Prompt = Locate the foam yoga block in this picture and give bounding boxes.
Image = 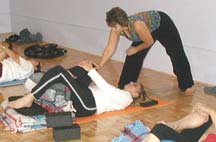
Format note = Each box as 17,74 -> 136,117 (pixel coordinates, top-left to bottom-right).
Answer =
139,99 -> 158,107
53,124 -> 81,141
46,112 -> 73,128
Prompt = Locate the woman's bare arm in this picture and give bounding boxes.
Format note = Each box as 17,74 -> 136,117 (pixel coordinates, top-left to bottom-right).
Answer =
99,28 -> 120,68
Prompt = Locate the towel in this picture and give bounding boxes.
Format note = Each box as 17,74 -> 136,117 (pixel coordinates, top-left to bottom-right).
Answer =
0,100 -> 46,133
112,120 -> 150,142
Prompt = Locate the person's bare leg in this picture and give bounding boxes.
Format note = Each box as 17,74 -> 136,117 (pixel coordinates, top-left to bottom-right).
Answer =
142,133 -> 160,142
195,103 -> 216,128
7,93 -> 35,109
164,108 -> 209,131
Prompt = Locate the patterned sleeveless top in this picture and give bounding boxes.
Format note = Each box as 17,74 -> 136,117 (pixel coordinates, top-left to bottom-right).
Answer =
121,10 -> 161,42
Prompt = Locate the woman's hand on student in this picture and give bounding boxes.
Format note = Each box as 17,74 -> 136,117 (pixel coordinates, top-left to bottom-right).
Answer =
126,46 -> 138,56
92,63 -> 100,70
78,60 -> 95,71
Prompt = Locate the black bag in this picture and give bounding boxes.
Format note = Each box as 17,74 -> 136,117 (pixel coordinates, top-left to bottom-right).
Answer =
5,28 -> 43,44
24,43 -> 67,59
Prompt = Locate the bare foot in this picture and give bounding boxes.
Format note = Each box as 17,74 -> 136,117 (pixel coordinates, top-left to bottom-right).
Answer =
180,87 -> 195,95
185,87 -> 195,95
142,133 -> 160,142
157,120 -> 178,130
7,94 -> 35,109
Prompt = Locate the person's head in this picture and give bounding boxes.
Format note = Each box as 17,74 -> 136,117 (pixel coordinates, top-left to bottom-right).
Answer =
124,82 -> 145,98
124,82 -> 148,106
106,7 -> 129,28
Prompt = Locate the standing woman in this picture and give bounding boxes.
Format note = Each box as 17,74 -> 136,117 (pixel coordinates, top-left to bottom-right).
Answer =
98,7 -> 194,94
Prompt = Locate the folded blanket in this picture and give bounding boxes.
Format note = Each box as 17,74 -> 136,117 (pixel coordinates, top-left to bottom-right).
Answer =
112,120 -> 174,142
0,113 -> 46,133
112,120 -> 150,142
0,101 -> 46,133
0,97 -> 76,133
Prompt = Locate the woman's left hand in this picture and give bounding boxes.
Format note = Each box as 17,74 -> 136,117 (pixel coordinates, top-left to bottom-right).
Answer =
126,47 -> 138,56
78,60 -> 95,71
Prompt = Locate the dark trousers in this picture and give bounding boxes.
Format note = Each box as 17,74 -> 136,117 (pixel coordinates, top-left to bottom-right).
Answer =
150,117 -> 212,142
118,12 -> 194,90
31,65 -> 97,117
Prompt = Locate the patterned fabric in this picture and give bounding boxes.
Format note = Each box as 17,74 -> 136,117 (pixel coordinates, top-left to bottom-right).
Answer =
0,101 -> 46,133
34,83 -> 76,113
121,10 -> 161,42
112,120 -> 174,142
0,82 -> 76,133
0,113 -> 46,133
112,120 -> 150,142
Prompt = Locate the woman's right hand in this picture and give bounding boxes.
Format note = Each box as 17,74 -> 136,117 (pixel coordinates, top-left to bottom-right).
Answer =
99,28 -> 120,68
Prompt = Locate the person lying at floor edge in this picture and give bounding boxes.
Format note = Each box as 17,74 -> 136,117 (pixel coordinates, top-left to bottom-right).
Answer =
141,103 -> 215,142
0,41 -> 41,83
7,60 -> 149,117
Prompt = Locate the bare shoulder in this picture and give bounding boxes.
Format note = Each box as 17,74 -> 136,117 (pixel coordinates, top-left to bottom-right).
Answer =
133,20 -> 148,31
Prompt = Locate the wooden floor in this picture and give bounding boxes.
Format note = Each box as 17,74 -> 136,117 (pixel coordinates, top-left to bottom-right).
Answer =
0,43 -> 216,142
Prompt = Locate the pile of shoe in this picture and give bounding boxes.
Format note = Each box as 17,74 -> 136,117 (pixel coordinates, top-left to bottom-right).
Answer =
5,28 -> 43,44
24,43 -> 67,59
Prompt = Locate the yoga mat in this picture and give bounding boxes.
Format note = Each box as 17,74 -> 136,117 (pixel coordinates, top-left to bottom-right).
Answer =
0,79 -> 26,87
74,97 -> 173,124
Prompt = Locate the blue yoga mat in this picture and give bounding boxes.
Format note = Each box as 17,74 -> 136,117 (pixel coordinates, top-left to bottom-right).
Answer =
0,79 -> 26,87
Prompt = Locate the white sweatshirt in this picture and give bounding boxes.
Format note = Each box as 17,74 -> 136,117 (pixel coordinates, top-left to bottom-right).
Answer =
88,69 -> 133,114
0,57 -> 34,83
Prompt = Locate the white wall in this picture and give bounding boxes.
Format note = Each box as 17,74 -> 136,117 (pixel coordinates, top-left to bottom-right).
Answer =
0,0 -> 11,33
10,0 -> 216,84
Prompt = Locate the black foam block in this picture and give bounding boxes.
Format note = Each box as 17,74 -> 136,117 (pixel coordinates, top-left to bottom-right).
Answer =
46,112 -> 73,128
139,99 -> 158,107
53,124 -> 81,141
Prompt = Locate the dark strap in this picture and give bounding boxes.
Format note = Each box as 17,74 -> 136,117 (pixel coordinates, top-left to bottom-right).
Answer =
0,62 -> 2,78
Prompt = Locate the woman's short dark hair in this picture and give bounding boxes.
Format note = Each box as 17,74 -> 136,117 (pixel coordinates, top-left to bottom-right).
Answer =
106,7 -> 129,27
